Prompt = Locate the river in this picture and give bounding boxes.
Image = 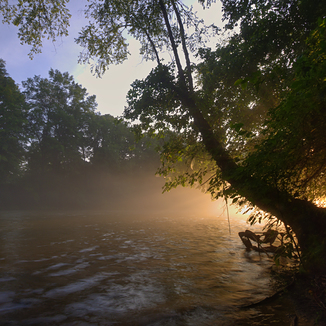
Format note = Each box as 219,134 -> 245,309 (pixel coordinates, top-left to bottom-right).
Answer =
0,209 -> 295,325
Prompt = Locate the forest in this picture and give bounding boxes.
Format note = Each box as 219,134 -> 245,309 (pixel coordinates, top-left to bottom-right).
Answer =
0,63 -> 162,209
1,0 -> 326,277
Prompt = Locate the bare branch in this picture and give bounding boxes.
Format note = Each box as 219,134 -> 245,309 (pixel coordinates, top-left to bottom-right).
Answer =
158,0 -> 187,90
171,0 -> 194,92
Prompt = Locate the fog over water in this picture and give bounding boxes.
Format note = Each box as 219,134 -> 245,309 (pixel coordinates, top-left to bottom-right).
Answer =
84,173 -> 219,214
0,181 -> 296,325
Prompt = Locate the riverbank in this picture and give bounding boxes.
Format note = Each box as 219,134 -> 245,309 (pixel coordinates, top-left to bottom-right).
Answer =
287,273 -> 326,325
242,270 -> 326,325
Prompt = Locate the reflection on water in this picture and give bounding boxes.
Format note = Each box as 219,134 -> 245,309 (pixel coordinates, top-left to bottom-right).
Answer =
0,210 -> 293,325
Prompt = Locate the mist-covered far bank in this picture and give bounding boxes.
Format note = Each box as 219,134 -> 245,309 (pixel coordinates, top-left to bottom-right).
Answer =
0,168 -> 222,216
0,60 -> 226,217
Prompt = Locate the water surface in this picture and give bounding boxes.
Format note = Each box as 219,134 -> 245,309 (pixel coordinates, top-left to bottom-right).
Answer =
0,210 -> 294,325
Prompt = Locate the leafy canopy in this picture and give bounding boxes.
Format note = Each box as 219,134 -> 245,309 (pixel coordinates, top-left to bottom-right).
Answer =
23,69 -> 98,173
0,0 -> 71,58
76,0 -> 218,76
0,59 -> 28,183
244,19 -> 326,203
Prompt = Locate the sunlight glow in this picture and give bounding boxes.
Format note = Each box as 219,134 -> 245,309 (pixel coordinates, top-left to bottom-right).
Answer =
314,198 -> 326,208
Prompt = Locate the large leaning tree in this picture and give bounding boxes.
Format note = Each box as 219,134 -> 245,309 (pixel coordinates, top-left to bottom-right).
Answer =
1,0 -> 326,273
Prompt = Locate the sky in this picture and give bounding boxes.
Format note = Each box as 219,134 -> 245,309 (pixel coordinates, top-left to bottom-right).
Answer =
0,0 -> 223,117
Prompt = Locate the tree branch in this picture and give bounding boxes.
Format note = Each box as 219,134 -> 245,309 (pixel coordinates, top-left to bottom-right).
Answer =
143,27 -> 161,65
171,0 -> 194,92
158,0 -> 187,90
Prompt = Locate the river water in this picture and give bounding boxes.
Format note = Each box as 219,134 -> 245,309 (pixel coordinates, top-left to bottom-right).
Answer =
0,209 -> 294,325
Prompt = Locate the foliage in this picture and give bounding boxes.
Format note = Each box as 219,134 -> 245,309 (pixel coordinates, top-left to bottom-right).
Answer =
23,69 -> 98,175
0,0 -> 71,58
89,114 -> 160,172
76,0 -> 217,76
0,59 -> 28,184
244,19 -> 326,203
125,65 -> 193,134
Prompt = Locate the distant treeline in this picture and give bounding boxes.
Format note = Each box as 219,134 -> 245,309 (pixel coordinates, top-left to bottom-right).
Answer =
0,61 -> 161,210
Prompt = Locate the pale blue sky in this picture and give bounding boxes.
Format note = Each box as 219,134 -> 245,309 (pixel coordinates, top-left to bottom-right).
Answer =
0,0 -> 222,117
